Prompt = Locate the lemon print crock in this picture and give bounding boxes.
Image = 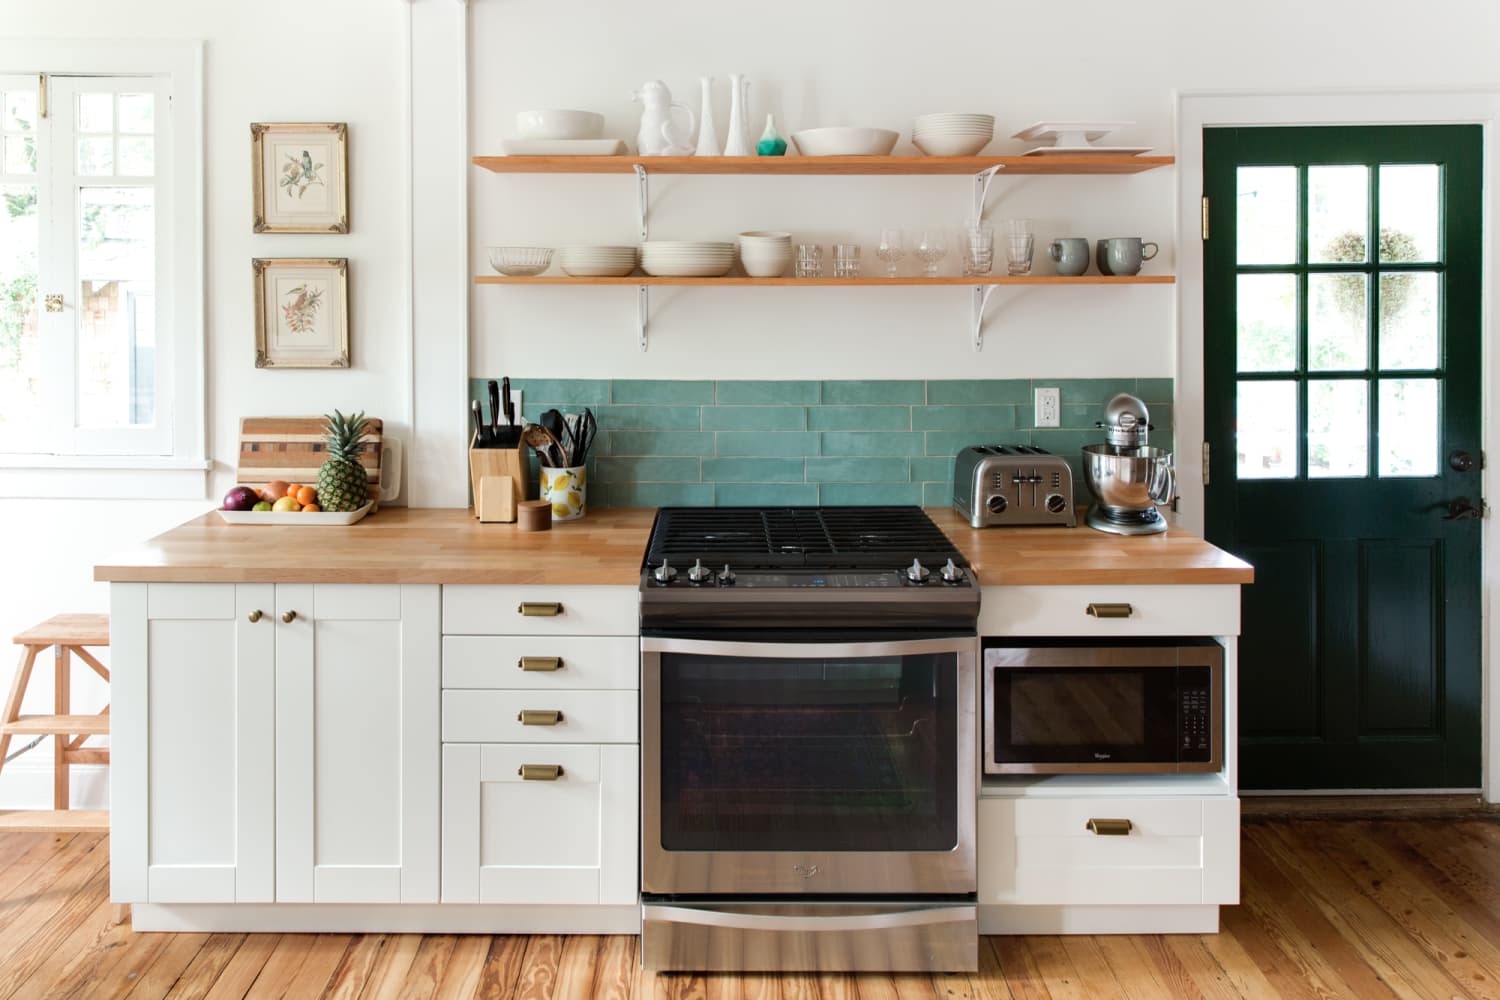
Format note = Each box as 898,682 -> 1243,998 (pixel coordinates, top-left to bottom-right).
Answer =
540,465 -> 587,521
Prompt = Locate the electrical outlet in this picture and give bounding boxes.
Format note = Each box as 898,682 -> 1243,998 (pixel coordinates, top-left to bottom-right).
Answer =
1035,387 -> 1060,428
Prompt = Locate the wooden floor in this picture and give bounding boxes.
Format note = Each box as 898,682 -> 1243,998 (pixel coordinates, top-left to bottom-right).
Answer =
1,819 -> 1498,998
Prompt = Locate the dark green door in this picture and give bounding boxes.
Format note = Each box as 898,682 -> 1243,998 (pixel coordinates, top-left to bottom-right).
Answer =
1204,125 -> 1483,790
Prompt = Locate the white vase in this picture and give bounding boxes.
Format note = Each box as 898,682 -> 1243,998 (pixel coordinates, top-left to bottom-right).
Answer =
723,73 -> 751,156
694,77 -> 720,156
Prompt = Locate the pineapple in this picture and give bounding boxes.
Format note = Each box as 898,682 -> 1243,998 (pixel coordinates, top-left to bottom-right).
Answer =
316,410 -> 372,512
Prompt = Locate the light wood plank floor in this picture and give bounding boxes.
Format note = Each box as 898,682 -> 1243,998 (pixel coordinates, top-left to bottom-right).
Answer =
0,818 -> 1496,998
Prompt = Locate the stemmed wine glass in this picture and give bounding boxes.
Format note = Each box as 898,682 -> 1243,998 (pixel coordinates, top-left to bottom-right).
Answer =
876,229 -> 906,277
913,229 -> 947,276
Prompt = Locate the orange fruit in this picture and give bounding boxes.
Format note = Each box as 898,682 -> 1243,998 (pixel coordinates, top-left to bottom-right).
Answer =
263,479 -> 290,501
302,503 -> 321,513
295,485 -> 317,506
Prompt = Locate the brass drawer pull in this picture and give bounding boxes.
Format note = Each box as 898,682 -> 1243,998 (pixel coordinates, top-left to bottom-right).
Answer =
518,656 -> 563,672
518,602 -> 563,617
518,709 -> 563,726
518,764 -> 563,781
1086,602 -> 1133,619
281,610 -> 298,624
1086,818 -> 1133,836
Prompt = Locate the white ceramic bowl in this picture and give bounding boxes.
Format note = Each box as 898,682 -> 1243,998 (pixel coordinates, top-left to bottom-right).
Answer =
487,246 -> 553,276
741,252 -> 792,278
515,109 -> 605,141
913,134 -> 992,157
791,128 -> 900,156
558,246 -> 637,276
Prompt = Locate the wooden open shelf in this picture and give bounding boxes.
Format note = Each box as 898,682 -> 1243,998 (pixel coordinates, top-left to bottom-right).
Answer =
474,274 -> 1175,286
473,154 -> 1174,176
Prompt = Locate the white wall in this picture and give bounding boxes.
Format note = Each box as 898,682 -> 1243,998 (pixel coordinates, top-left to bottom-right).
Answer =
0,0 -> 409,806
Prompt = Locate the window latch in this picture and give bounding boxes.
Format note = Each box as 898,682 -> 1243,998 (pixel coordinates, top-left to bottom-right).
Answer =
38,73 -> 48,119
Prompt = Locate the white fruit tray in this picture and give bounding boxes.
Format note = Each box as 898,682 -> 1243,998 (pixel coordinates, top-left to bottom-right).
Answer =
217,501 -> 374,526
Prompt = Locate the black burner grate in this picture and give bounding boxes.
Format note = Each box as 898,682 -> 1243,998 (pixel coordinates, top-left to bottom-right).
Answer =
644,506 -> 965,570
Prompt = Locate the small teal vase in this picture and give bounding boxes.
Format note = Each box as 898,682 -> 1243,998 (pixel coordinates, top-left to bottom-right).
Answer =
756,113 -> 787,156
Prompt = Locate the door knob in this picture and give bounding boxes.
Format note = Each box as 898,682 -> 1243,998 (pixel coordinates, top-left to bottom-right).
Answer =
281,610 -> 298,623
1442,496 -> 1485,521
247,610 -> 264,623
44,293 -> 63,313
1449,450 -> 1477,472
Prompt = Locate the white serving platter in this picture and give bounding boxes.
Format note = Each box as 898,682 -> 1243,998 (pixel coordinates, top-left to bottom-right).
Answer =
1012,121 -> 1134,144
217,501 -> 375,526
1020,145 -> 1154,157
500,139 -> 627,156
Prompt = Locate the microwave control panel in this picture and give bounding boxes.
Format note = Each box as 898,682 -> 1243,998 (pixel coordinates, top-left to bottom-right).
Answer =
1178,674 -> 1213,761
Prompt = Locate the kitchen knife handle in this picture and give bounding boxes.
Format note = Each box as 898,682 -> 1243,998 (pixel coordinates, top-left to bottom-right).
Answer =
1086,602 -> 1133,619
518,764 -> 563,781
517,602 -> 563,617
518,656 -> 563,672
1086,818 -> 1133,836
517,709 -> 563,726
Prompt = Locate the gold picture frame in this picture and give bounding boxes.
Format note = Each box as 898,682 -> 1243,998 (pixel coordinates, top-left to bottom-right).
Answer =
251,122 -> 349,233
253,258 -> 350,368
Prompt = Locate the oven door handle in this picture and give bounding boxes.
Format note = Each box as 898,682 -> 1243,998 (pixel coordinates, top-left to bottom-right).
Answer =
640,636 -> 974,659
642,904 -> 974,934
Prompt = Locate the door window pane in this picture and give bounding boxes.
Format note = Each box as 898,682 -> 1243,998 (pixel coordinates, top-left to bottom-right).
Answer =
1378,165 -> 1439,262
77,187 -> 155,428
1308,165 -> 1369,264
1237,381 -> 1298,479
3,91 -> 35,132
0,183 -> 41,446
1378,379 -> 1438,477
1237,273 -> 1297,372
118,137 -> 153,177
1378,272 -> 1438,370
1308,380 -> 1368,478
3,136 -> 33,174
117,94 -> 154,134
77,92 -> 112,133
78,137 -> 113,176
1308,273 -> 1367,371
1237,167 -> 1298,265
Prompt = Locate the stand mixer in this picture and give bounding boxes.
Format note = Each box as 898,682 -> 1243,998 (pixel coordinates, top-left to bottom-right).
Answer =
1082,393 -> 1175,535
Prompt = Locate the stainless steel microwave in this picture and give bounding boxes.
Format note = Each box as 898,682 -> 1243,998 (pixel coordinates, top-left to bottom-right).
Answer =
982,638 -> 1223,775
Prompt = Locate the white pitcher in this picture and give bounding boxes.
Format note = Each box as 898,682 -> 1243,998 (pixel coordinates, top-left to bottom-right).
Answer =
632,80 -> 696,156
723,73 -> 751,156
694,76 -> 720,156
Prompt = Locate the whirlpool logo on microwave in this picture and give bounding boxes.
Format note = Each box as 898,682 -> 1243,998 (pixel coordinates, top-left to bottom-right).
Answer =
792,864 -> 820,879
1093,752 -> 1113,760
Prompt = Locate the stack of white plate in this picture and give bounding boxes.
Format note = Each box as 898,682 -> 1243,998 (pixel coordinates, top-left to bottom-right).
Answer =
912,113 -> 995,157
557,245 -> 638,277
641,241 -> 737,278
737,231 -> 793,278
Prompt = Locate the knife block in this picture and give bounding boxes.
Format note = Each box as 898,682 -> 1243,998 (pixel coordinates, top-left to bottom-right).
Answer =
469,434 -> 528,520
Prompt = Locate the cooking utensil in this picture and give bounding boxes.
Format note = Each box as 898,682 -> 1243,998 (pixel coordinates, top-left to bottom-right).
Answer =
487,380 -> 501,437
471,400 -> 490,446
523,423 -> 566,467
501,376 -> 514,428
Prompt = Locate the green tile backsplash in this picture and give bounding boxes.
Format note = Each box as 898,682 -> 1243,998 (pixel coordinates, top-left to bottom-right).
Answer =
472,378 -> 1174,507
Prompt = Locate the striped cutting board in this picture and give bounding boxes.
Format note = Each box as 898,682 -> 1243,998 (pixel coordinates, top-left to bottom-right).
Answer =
236,416 -> 384,506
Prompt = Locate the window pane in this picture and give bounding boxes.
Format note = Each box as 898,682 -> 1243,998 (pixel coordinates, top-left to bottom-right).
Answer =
3,91 -> 36,132
1308,380 -> 1368,478
77,92 -> 112,133
1378,165 -> 1438,262
1308,273 -> 1367,371
1238,381 -> 1298,479
1237,273 -> 1297,372
118,137 -> 154,177
1237,167 -> 1298,265
0,183 -> 41,447
3,135 -> 33,174
1378,379 -> 1438,477
117,94 -> 154,135
78,137 -> 113,176
1308,165 -> 1369,264
77,187 -> 155,429
1379,272 -> 1438,370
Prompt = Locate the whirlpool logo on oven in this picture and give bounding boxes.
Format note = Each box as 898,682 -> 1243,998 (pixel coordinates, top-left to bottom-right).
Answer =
791,864 -> 820,879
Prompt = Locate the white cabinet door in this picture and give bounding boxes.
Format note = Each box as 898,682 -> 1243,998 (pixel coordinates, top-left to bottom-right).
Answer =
112,583 -> 275,903
275,584 -> 441,904
442,743 -> 637,906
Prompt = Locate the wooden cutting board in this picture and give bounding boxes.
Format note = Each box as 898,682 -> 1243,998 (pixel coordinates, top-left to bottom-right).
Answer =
236,416 -> 384,504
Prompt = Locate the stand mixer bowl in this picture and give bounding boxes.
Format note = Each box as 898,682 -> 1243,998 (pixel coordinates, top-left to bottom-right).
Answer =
1082,445 -> 1175,511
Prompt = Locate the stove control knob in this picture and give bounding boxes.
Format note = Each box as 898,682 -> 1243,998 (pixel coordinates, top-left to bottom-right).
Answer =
906,558 -> 931,584
652,560 -> 678,584
687,559 -> 712,584
941,558 -> 964,584
717,564 -> 736,586
987,494 -> 1008,514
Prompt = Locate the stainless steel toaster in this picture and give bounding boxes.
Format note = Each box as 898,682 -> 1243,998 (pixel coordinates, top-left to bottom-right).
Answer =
953,445 -> 1077,528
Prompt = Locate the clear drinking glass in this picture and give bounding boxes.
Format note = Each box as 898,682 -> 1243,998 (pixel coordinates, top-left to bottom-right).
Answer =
795,243 -> 823,278
1006,234 -> 1035,275
876,228 -> 905,277
961,222 -> 994,276
913,229 -> 947,276
834,243 -> 861,278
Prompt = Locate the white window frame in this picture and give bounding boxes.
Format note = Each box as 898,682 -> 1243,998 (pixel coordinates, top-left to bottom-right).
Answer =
0,39 -> 204,499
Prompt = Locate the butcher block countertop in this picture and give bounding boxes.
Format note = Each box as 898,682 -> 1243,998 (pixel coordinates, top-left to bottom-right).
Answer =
96,506 -> 1252,586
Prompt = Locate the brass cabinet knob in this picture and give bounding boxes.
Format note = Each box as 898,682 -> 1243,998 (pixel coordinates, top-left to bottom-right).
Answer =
517,709 -> 563,726
518,656 -> 563,672
518,764 -> 563,781
518,602 -> 563,617
247,610 -> 264,623
1086,602 -> 1133,619
1085,818 -> 1133,836
281,610 -> 298,623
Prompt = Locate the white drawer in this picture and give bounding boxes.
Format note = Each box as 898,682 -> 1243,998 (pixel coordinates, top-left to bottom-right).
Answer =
978,796 -> 1239,906
443,636 -> 638,690
979,585 -> 1239,637
442,689 -> 638,743
443,585 -> 638,637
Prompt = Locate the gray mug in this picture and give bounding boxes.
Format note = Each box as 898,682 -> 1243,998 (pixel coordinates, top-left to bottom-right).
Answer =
1096,237 -> 1159,276
1048,238 -> 1090,276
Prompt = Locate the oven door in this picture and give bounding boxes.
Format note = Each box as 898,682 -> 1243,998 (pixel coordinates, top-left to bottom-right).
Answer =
642,634 -> 976,896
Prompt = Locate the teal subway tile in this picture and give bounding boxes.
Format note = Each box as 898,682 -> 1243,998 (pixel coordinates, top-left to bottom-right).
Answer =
1059,404 -> 1101,428
599,482 -> 715,507
818,483 -> 925,505
1035,379 -> 1137,405
507,378 -> 611,405
807,406 -> 911,431
1029,429 -> 1098,455
1151,403 -> 1173,430
716,483 -> 820,506
806,457 -> 910,482
925,379 -> 1030,405
596,405 -> 702,431
702,458 -> 806,483
594,457 -> 700,482
820,380 -> 925,405
924,430 -> 1030,456
610,379 -> 715,404
714,432 -> 821,456
608,431 -> 715,456
923,481 -> 954,506
911,457 -> 955,482
819,432 -> 925,456
715,380 -> 820,405
912,405 -> 1017,431
1136,378 -> 1175,402
702,407 -> 805,431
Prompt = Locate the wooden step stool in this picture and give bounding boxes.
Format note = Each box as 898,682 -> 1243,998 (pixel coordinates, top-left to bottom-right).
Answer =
0,614 -> 111,832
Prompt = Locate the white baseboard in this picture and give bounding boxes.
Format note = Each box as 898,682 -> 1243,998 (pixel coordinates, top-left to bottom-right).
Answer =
0,759 -> 109,810
131,902 -> 642,934
979,904 -> 1220,935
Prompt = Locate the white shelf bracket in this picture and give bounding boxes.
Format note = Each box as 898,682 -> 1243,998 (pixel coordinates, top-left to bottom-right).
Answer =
638,284 -> 650,352
973,164 -> 1003,222
635,164 -> 649,241
971,284 -> 997,352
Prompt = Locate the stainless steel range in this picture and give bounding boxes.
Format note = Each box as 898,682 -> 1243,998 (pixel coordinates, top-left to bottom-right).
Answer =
639,506 -> 978,973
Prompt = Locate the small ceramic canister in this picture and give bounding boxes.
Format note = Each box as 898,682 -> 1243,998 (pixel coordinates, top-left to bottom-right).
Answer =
540,465 -> 588,521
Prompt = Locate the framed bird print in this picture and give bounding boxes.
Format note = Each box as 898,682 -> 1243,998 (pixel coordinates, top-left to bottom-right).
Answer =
253,258 -> 350,368
251,122 -> 349,233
